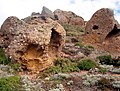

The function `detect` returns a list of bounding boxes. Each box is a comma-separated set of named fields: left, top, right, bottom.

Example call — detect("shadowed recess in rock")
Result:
left=105, top=24, right=120, bottom=40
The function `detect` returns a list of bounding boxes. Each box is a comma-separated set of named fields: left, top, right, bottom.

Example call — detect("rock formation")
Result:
left=41, top=6, right=55, bottom=20
left=36, top=6, right=85, bottom=27
left=0, top=15, right=66, bottom=73
left=54, top=9, right=85, bottom=26
left=83, top=8, right=120, bottom=56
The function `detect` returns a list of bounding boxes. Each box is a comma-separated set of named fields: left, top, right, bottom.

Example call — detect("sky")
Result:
left=0, top=0, right=120, bottom=26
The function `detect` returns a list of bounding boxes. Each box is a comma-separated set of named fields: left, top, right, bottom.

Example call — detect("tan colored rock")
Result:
left=54, top=9, right=85, bottom=27
left=83, top=8, right=120, bottom=56
left=0, top=15, right=66, bottom=73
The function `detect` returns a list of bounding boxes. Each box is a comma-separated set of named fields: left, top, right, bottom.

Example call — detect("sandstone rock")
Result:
left=0, top=15, right=66, bottom=73
left=54, top=9, right=84, bottom=27
left=41, top=6, right=55, bottom=20
left=83, top=8, right=120, bottom=56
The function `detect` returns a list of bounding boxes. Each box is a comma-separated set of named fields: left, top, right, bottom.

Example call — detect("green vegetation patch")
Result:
left=45, top=58, right=80, bottom=74
left=77, top=59, right=97, bottom=70
left=0, top=76, right=21, bottom=91
left=97, top=55, right=120, bottom=66
left=0, top=48, right=10, bottom=65
left=61, top=23, right=85, bottom=37
left=98, top=67, right=108, bottom=74
left=97, top=55, right=112, bottom=65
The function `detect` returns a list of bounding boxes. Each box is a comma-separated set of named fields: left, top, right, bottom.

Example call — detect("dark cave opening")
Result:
left=105, top=24, right=120, bottom=39
left=50, top=28, right=61, bottom=48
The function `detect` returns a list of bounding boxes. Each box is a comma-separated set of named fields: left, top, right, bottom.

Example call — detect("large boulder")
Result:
left=0, top=15, right=66, bottom=73
left=54, top=9, right=85, bottom=27
left=83, top=8, right=120, bottom=56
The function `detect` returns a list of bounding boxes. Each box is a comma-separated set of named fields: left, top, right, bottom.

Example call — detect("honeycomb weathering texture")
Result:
left=0, top=15, right=66, bottom=72
left=83, top=8, right=120, bottom=56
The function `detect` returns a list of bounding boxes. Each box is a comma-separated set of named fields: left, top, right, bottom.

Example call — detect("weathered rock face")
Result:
left=83, top=8, right=120, bottom=56
left=54, top=9, right=85, bottom=26
left=0, top=15, right=66, bottom=72
left=41, top=6, right=55, bottom=20
left=40, top=7, right=85, bottom=27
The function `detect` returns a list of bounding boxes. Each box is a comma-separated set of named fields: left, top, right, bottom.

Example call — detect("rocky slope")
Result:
left=0, top=7, right=120, bottom=91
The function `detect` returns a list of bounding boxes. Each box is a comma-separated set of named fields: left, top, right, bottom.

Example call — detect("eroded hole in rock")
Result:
left=20, top=44, right=45, bottom=71
left=86, top=32, right=89, bottom=34
left=50, top=28, right=62, bottom=49
left=54, top=15, right=59, bottom=20
left=16, top=51, right=24, bottom=56
left=105, top=24, right=120, bottom=40
left=24, top=44, right=44, bottom=59
left=97, top=33, right=101, bottom=35
left=49, top=28, right=62, bottom=58
left=93, top=25, right=99, bottom=30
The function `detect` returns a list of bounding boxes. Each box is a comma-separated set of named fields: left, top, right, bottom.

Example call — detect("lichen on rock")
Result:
left=0, top=14, right=66, bottom=73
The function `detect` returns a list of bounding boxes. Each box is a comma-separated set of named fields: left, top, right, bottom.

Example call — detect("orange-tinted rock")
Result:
left=83, top=8, right=120, bottom=56
left=0, top=15, right=66, bottom=73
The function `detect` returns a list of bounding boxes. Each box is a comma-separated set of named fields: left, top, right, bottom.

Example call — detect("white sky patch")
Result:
left=0, top=0, right=120, bottom=26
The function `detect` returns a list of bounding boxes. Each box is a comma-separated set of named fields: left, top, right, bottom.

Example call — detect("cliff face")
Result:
left=83, top=8, right=120, bottom=56
left=0, top=15, right=66, bottom=73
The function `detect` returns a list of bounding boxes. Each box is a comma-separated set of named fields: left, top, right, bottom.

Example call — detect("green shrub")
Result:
left=77, top=59, right=97, bottom=70
left=99, top=67, right=108, bottom=73
left=112, top=57, right=120, bottom=66
left=61, top=22, right=85, bottom=37
left=75, top=42, right=84, bottom=48
left=0, top=48, right=10, bottom=65
left=62, top=64, right=80, bottom=73
left=11, top=63, right=21, bottom=71
left=84, top=45, right=94, bottom=51
left=97, top=55, right=112, bottom=65
left=46, top=66, right=61, bottom=74
left=0, top=76, right=21, bottom=91
left=45, top=58, right=80, bottom=74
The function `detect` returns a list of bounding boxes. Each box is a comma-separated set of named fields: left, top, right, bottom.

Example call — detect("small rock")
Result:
left=67, top=80, right=73, bottom=85
left=44, top=77, right=50, bottom=81
left=49, top=88, right=60, bottom=91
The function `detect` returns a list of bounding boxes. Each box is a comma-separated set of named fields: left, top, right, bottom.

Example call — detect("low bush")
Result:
left=97, top=55, right=120, bottom=66
left=11, top=63, right=21, bottom=71
left=0, top=48, right=10, bottom=65
left=74, top=42, right=84, bottom=48
left=45, top=58, right=80, bottom=74
left=61, top=22, right=85, bottom=37
left=77, top=59, right=97, bottom=70
left=99, top=67, right=108, bottom=74
left=97, top=55, right=112, bottom=65
left=0, top=76, right=21, bottom=91
left=84, top=45, right=94, bottom=51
